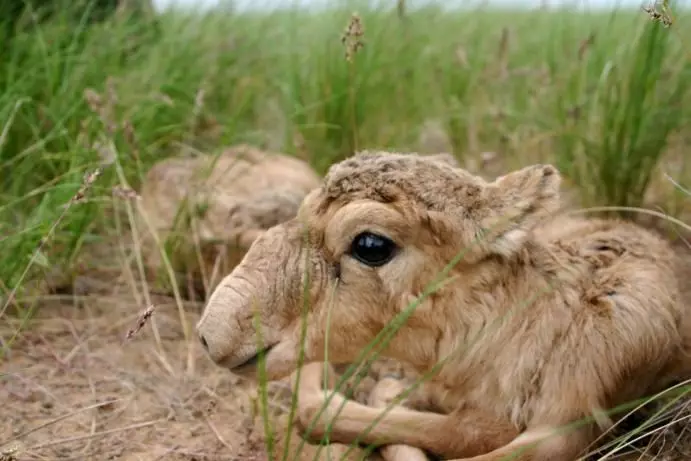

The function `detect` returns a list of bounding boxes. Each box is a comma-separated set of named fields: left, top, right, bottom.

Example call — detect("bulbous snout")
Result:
left=195, top=313, right=226, bottom=365
left=196, top=221, right=305, bottom=378
left=195, top=272, right=259, bottom=368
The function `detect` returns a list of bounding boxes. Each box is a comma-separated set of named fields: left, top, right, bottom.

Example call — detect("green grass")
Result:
left=1, top=1, right=690, bottom=333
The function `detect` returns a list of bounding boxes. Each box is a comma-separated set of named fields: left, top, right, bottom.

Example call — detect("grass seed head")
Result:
left=643, top=0, right=673, bottom=27
left=124, top=304, right=156, bottom=341
left=341, top=12, right=365, bottom=62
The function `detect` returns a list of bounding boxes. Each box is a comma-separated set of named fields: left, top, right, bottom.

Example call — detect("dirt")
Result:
left=1, top=280, right=260, bottom=461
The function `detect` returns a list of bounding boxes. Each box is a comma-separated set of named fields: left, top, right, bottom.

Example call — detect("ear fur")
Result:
left=478, top=164, right=561, bottom=257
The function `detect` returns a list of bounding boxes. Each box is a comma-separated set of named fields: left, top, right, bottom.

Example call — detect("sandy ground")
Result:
left=1, top=281, right=267, bottom=460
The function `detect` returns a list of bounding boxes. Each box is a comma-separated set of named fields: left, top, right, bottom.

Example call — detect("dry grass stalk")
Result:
left=497, top=26, right=510, bottom=80
left=124, top=304, right=156, bottom=341
left=122, top=119, right=141, bottom=163
left=86, top=80, right=186, bottom=374
left=192, top=86, right=206, bottom=125
left=643, top=0, right=673, bottom=27
left=118, top=169, right=191, bottom=374
left=112, top=185, right=140, bottom=201
left=340, top=12, right=365, bottom=153
left=341, top=13, right=365, bottom=63
left=455, top=45, right=469, bottom=68
left=578, top=32, right=596, bottom=61
left=84, top=82, right=118, bottom=136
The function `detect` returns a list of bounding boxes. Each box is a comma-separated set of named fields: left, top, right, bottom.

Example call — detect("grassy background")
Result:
left=1, top=1, right=690, bottom=334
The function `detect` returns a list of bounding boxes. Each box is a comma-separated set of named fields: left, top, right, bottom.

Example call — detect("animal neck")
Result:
left=400, top=238, right=562, bottom=379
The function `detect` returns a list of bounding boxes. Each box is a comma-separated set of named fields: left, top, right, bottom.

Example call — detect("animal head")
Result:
left=196, top=151, right=562, bottom=380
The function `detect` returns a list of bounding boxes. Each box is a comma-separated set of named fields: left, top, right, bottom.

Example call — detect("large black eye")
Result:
left=349, top=232, right=397, bottom=267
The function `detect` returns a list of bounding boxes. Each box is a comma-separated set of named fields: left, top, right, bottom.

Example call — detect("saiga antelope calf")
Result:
left=196, top=151, right=691, bottom=461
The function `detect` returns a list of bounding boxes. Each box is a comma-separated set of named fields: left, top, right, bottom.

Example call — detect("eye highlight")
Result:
left=349, top=232, right=398, bottom=267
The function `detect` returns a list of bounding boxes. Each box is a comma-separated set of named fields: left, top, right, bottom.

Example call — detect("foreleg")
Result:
left=291, top=362, right=519, bottom=459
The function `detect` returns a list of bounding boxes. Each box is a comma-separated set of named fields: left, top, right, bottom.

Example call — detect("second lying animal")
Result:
left=197, top=150, right=691, bottom=461
left=137, top=144, right=321, bottom=296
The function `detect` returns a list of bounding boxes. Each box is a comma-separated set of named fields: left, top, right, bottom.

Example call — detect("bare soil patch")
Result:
left=1, top=281, right=263, bottom=460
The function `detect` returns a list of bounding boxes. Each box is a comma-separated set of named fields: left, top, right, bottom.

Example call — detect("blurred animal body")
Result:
left=138, top=144, right=321, bottom=295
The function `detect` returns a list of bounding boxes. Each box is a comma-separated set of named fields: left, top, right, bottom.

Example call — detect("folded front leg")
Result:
left=368, top=377, right=429, bottom=461
left=291, top=363, right=520, bottom=459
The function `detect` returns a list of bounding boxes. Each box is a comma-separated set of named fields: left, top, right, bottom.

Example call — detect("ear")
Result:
left=478, top=164, right=561, bottom=257
left=425, top=152, right=460, bottom=169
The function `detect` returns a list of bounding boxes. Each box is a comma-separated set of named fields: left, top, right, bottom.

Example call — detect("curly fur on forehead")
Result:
left=320, top=151, right=485, bottom=213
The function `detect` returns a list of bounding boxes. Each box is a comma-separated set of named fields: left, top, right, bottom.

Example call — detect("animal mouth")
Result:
left=228, top=344, right=276, bottom=373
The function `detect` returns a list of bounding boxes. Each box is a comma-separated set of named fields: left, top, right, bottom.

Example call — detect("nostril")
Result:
left=199, top=334, right=209, bottom=351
